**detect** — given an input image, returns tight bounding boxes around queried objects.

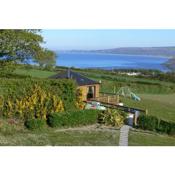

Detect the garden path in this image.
[119,125,130,146]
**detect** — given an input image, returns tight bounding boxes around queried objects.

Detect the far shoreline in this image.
[57,50,171,59]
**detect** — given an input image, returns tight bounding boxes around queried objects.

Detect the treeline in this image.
[164,58,175,71]
[137,71,175,83]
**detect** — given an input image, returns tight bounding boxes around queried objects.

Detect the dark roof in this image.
[50,69,100,86]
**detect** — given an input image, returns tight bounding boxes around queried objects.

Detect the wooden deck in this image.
[91,93,119,104]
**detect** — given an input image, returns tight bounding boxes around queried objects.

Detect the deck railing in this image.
[91,93,119,104]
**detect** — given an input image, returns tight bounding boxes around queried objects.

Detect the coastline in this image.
[57,51,171,59]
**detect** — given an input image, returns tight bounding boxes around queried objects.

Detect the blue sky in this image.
[41,30,175,50]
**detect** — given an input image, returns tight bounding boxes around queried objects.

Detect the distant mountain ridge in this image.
[61,47,175,58]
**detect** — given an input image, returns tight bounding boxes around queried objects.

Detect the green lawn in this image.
[1,125,175,146]
[121,94,175,122]
[14,68,55,78]
[129,130,175,146]
[0,128,119,146]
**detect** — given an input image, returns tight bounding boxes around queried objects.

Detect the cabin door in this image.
[87,86,95,99]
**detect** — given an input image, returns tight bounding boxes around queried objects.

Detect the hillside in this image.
[67,47,175,57]
[165,58,175,70]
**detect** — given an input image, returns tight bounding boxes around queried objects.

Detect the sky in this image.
[41,30,175,50]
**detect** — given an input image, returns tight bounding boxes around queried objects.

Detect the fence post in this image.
[145,109,148,115]
[116,95,119,104]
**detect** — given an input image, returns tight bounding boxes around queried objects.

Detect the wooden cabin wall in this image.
[78,84,100,101]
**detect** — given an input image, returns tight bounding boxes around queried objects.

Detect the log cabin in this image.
[50,69,100,101]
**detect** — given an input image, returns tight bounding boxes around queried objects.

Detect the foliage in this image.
[75,88,85,109]
[47,110,98,128]
[0,29,55,66]
[49,79,77,111]
[1,84,64,119]
[25,118,46,130]
[137,115,175,135]
[0,60,17,75]
[35,49,56,68]
[0,78,77,111]
[98,109,126,127]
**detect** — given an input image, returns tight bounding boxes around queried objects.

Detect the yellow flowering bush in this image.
[75,88,85,109]
[1,85,64,119]
[98,109,126,127]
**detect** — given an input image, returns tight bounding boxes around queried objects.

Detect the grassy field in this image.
[81,71,175,94]
[129,130,175,146]
[121,94,175,122]
[1,124,175,146]
[14,68,55,78]
[0,128,119,146]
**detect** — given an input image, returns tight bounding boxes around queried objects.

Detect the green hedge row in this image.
[25,119,46,130]
[136,115,175,135]
[0,78,76,111]
[47,109,99,128]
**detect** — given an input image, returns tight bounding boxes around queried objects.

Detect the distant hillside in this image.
[66,47,175,58]
[165,58,175,71]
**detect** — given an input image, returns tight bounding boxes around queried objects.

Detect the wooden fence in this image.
[91,93,119,104]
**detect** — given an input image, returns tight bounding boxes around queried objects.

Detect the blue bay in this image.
[56,52,169,71]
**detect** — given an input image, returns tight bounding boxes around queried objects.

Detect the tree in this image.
[0,30,56,66]
[36,49,56,69]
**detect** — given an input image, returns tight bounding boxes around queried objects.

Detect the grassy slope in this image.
[1,123,175,146]
[129,130,175,146]
[122,94,175,122]
[0,129,119,146]
[14,68,55,78]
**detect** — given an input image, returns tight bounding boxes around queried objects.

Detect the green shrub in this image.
[0,78,77,117]
[137,115,159,131]
[25,119,46,130]
[47,109,98,128]
[169,123,175,135]
[157,120,171,134]
[137,115,175,135]
[97,109,126,127]
[47,112,67,128]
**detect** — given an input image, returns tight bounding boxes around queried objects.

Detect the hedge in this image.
[25,118,46,130]
[0,78,77,111]
[47,109,99,128]
[136,115,175,135]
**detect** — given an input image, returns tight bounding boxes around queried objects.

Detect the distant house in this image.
[50,69,100,101]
